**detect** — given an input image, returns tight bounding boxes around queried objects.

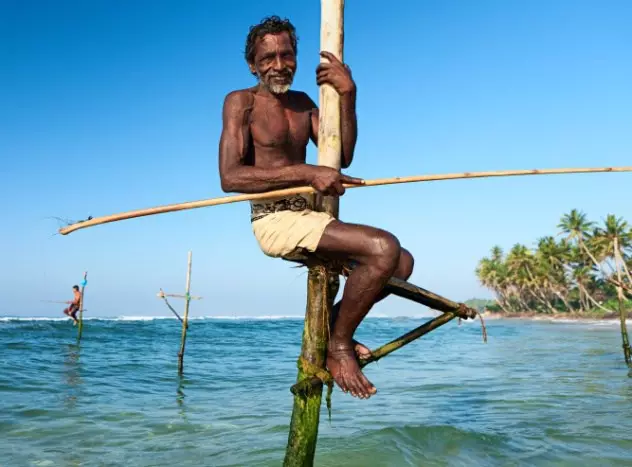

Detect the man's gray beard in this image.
[269,82,291,94]
[260,75,293,95]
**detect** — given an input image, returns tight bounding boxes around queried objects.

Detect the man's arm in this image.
[218,91,314,194]
[312,52,358,169]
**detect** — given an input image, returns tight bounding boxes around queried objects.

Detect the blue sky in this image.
[1,0,630,318]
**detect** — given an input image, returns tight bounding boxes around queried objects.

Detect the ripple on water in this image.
[1,318,632,466]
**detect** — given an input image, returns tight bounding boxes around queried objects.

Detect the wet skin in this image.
[218,31,415,399]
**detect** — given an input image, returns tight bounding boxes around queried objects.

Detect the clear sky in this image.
[1,0,630,318]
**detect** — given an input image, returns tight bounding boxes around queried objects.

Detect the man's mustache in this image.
[268,70,293,79]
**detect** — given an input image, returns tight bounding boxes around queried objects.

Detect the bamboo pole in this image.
[157,288,186,325]
[76,271,88,343]
[57,166,632,236]
[291,310,461,395]
[291,276,479,394]
[157,292,202,300]
[614,244,632,366]
[284,2,344,465]
[177,251,193,375]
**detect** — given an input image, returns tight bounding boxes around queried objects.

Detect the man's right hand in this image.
[308,166,364,196]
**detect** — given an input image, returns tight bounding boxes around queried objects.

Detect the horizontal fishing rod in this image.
[58,166,632,236]
[157,292,203,300]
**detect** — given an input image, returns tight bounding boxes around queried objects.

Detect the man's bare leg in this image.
[315,220,403,399]
[330,248,415,360]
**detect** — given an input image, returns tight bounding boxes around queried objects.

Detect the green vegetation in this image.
[464,298,496,313]
[475,209,632,364]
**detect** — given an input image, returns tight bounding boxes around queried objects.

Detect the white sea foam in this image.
[0,314,434,322]
[0,315,305,322]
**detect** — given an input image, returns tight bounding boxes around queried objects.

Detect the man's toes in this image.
[337,377,349,394]
[351,375,369,399]
[358,374,376,397]
[346,377,362,398]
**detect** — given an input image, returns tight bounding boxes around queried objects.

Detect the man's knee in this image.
[368,231,401,274]
[399,247,415,279]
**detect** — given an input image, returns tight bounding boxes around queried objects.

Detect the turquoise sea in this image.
[1,316,632,466]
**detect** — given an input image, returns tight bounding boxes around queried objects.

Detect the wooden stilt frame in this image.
[156,251,201,375]
[76,271,88,344]
[284,2,345,465]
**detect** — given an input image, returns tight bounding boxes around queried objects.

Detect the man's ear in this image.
[248,62,257,76]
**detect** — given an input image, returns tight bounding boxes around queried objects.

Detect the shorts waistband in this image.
[250,195,311,222]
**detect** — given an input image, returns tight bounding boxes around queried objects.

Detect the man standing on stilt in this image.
[63,285,81,326]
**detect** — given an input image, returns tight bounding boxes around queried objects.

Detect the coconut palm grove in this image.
[475,209,632,362]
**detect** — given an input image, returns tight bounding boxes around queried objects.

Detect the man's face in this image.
[250,32,296,94]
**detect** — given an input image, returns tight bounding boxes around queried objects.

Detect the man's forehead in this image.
[256,32,293,51]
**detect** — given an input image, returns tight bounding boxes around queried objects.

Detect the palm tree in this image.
[558,210,615,314]
[591,215,632,365]
[476,246,511,313]
[558,209,594,244]
[506,244,557,313]
[477,209,631,369]
[535,236,573,312]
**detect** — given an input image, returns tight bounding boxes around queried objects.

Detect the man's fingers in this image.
[316,63,332,72]
[316,70,332,82]
[334,180,345,196]
[320,51,342,64]
[340,175,365,185]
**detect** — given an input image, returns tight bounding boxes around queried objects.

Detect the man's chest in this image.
[250,104,311,148]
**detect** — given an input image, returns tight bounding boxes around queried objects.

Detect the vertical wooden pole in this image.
[76,271,88,344]
[177,251,193,375]
[284,2,344,465]
[614,245,632,366]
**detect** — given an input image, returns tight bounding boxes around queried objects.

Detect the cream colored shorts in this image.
[252,209,335,259]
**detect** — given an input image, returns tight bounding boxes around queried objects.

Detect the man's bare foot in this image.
[353,340,372,361]
[327,341,377,399]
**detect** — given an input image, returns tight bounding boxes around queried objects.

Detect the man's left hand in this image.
[316,51,356,95]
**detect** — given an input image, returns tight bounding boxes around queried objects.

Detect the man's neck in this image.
[256,83,289,102]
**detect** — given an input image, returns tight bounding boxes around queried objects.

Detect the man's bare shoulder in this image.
[222,88,257,111]
[288,90,317,111]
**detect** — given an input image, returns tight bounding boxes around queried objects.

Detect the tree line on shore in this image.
[476,209,631,315]
[474,209,632,364]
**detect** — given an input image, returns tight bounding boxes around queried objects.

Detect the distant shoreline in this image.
[480,310,631,321]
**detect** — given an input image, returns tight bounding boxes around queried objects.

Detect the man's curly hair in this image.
[245,16,298,73]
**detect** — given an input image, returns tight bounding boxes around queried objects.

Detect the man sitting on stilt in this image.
[218,16,414,399]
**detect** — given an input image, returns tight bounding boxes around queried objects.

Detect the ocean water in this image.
[1,316,632,466]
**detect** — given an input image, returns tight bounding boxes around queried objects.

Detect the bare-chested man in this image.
[63,285,81,325]
[219,16,414,399]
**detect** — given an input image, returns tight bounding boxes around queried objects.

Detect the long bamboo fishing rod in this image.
[157,292,203,300]
[58,166,632,236]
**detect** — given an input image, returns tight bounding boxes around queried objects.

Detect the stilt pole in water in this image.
[76,271,88,343]
[290,275,483,394]
[284,2,344,465]
[177,251,193,375]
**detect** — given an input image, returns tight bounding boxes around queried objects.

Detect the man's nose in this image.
[272,56,284,70]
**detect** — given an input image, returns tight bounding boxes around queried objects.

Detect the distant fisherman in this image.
[63,285,81,325]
